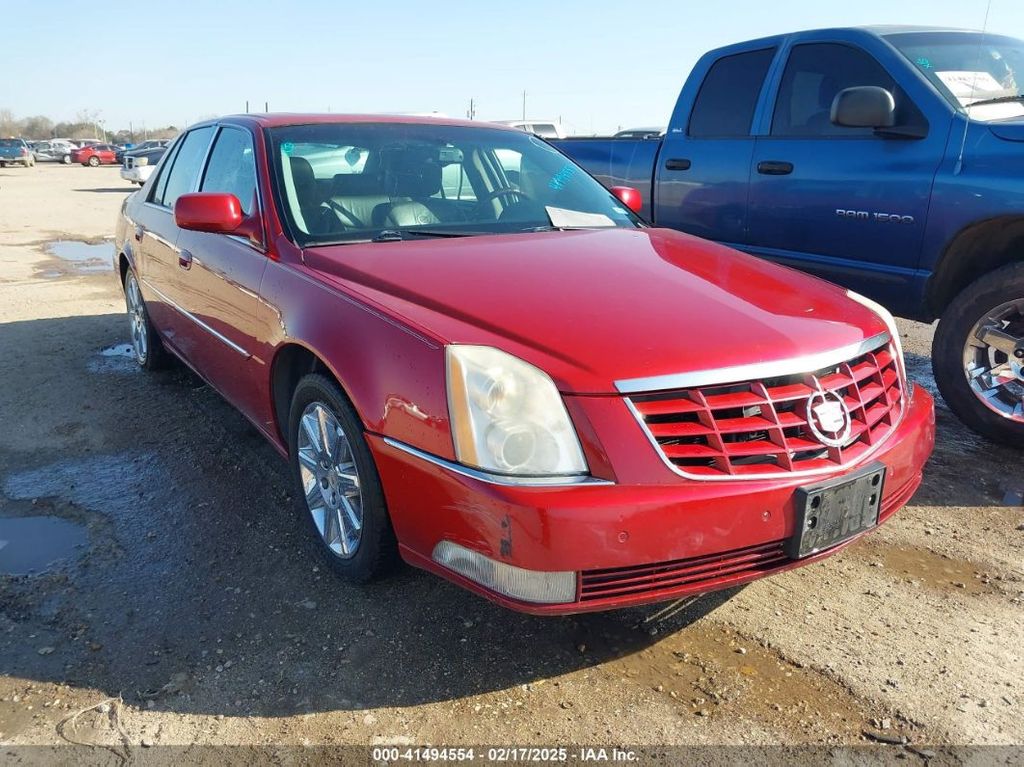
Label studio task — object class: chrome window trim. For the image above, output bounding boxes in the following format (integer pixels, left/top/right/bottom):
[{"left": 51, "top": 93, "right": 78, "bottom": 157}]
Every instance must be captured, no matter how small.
[
  {"left": 383, "top": 438, "right": 614, "bottom": 487},
  {"left": 141, "top": 278, "right": 251, "bottom": 359},
  {"left": 623, "top": 334, "right": 908, "bottom": 482},
  {"left": 614, "top": 331, "right": 891, "bottom": 394}
]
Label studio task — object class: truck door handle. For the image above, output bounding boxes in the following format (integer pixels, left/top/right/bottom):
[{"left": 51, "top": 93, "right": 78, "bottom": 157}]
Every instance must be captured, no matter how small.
[
  {"left": 664, "top": 158, "right": 691, "bottom": 171},
  {"left": 178, "top": 250, "right": 193, "bottom": 270},
  {"left": 757, "top": 161, "right": 794, "bottom": 175}
]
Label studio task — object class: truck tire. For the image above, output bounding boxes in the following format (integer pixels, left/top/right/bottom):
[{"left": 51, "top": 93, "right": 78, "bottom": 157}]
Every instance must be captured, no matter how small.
[{"left": 932, "top": 262, "right": 1024, "bottom": 447}]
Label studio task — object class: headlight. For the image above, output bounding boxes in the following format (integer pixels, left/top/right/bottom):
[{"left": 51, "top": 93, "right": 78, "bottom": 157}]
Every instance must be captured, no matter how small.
[
  {"left": 446, "top": 345, "right": 588, "bottom": 476},
  {"left": 845, "top": 290, "right": 909, "bottom": 392}
]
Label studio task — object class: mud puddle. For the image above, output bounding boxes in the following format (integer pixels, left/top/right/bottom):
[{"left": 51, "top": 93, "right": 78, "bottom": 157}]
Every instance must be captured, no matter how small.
[
  {"left": 572, "top": 604, "right": 892, "bottom": 742},
  {"left": 88, "top": 344, "right": 137, "bottom": 375},
  {"left": 853, "top": 540, "right": 998, "bottom": 595},
  {"left": 42, "top": 239, "right": 113, "bottom": 275},
  {"left": 0, "top": 516, "right": 87, "bottom": 575}
]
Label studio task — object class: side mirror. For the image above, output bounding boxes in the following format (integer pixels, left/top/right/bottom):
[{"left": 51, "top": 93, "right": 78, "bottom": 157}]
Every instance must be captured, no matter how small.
[
  {"left": 174, "top": 192, "right": 243, "bottom": 233},
  {"left": 611, "top": 186, "right": 643, "bottom": 214},
  {"left": 831, "top": 86, "right": 895, "bottom": 129}
]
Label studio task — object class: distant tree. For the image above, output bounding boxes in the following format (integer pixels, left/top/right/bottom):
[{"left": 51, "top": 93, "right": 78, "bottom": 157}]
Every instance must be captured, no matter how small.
[
  {"left": 0, "top": 108, "right": 21, "bottom": 137},
  {"left": 21, "top": 115, "right": 54, "bottom": 139}
]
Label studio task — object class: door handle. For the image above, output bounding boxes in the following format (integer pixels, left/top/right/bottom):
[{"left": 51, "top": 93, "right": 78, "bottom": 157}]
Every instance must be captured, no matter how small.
[
  {"left": 178, "top": 249, "right": 193, "bottom": 270},
  {"left": 664, "top": 158, "right": 692, "bottom": 171},
  {"left": 134, "top": 225, "right": 144, "bottom": 242},
  {"left": 757, "top": 161, "right": 794, "bottom": 175}
]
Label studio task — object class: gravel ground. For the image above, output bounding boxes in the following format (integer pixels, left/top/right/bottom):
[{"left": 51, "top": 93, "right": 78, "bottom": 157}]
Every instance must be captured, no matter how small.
[{"left": 0, "top": 164, "right": 1021, "bottom": 761}]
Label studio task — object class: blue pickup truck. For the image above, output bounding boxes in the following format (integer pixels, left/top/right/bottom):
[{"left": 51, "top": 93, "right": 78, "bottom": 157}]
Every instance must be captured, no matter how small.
[{"left": 555, "top": 26, "right": 1024, "bottom": 446}]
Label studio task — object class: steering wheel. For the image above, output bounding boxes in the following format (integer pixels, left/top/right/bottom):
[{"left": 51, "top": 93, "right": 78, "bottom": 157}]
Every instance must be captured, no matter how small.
[{"left": 475, "top": 187, "right": 534, "bottom": 209}]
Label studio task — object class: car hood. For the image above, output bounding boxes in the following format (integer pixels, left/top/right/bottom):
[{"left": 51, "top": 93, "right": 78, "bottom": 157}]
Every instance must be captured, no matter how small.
[{"left": 303, "top": 228, "right": 887, "bottom": 394}]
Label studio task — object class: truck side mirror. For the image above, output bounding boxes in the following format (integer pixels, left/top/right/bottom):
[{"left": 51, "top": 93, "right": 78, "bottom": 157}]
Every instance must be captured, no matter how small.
[{"left": 831, "top": 86, "right": 896, "bottom": 129}]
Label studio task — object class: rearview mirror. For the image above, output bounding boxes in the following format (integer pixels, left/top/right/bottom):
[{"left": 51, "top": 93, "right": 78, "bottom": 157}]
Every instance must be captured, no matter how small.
[
  {"left": 611, "top": 186, "right": 643, "bottom": 214},
  {"left": 831, "top": 86, "right": 896, "bottom": 129},
  {"left": 174, "top": 192, "right": 243, "bottom": 233}
]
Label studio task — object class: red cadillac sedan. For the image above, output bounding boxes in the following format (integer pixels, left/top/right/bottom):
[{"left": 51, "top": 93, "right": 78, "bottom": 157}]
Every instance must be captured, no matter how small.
[{"left": 114, "top": 114, "right": 935, "bottom": 614}]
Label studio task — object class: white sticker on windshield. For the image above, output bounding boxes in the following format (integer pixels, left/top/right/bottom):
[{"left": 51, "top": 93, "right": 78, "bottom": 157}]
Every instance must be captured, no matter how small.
[
  {"left": 935, "top": 70, "right": 1024, "bottom": 120},
  {"left": 545, "top": 206, "right": 616, "bottom": 228}
]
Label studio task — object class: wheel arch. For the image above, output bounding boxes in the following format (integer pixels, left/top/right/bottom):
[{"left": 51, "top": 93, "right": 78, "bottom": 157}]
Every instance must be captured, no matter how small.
[
  {"left": 927, "top": 215, "right": 1024, "bottom": 317},
  {"left": 117, "top": 251, "right": 131, "bottom": 287},
  {"left": 269, "top": 342, "right": 359, "bottom": 451}
]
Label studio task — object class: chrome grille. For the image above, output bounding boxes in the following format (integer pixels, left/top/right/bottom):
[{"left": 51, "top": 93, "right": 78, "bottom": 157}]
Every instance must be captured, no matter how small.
[{"left": 629, "top": 339, "right": 905, "bottom": 479}]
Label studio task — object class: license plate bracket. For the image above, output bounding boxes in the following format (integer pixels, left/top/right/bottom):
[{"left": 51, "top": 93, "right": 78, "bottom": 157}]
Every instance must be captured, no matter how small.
[{"left": 787, "top": 462, "right": 886, "bottom": 559}]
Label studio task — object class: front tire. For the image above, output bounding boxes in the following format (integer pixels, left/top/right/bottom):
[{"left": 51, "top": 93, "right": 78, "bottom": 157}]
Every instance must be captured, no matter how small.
[
  {"left": 62, "top": 154, "right": 71, "bottom": 164},
  {"left": 287, "top": 374, "right": 398, "bottom": 583},
  {"left": 124, "top": 269, "right": 166, "bottom": 371},
  {"left": 87, "top": 155, "right": 100, "bottom": 167},
  {"left": 933, "top": 262, "right": 1024, "bottom": 446}
]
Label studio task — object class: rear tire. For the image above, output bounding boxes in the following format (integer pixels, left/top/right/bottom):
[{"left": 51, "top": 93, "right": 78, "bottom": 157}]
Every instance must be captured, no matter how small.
[
  {"left": 124, "top": 269, "right": 166, "bottom": 371},
  {"left": 932, "top": 262, "right": 1024, "bottom": 447},
  {"left": 287, "top": 374, "right": 399, "bottom": 583},
  {"left": 62, "top": 154, "right": 71, "bottom": 164}
]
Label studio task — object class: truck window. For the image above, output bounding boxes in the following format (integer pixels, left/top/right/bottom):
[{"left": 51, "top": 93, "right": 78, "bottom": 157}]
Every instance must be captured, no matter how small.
[
  {"left": 771, "top": 43, "right": 894, "bottom": 137},
  {"left": 688, "top": 48, "right": 775, "bottom": 137}
]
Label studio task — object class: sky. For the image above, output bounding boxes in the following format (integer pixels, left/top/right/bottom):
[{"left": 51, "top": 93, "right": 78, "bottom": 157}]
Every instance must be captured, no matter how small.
[{"left": 1, "top": 0, "right": 1022, "bottom": 135}]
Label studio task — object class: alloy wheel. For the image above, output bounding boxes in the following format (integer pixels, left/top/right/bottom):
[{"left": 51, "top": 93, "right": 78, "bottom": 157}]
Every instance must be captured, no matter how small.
[
  {"left": 962, "top": 298, "right": 1024, "bottom": 422},
  {"left": 296, "top": 401, "right": 364, "bottom": 558},
  {"left": 125, "top": 274, "right": 148, "bottom": 364}
]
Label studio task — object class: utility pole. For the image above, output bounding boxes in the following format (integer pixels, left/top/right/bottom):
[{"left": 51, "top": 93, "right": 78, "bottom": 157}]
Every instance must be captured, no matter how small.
[
  {"left": 466, "top": 98, "right": 476, "bottom": 120},
  {"left": 265, "top": 101, "right": 269, "bottom": 113},
  {"left": 522, "top": 91, "right": 526, "bottom": 121},
  {"left": 245, "top": 100, "right": 249, "bottom": 113}
]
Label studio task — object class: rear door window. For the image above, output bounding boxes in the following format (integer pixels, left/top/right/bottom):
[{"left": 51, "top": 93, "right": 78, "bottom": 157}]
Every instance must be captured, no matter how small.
[
  {"left": 689, "top": 48, "right": 776, "bottom": 137},
  {"left": 153, "top": 126, "right": 215, "bottom": 208}
]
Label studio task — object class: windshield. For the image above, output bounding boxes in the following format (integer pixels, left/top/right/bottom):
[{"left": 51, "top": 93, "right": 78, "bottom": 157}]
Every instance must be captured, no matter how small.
[
  {"left": 0, "top": 139, "right": 22, "bottom": 147},
  {"left": 267, "top": 122, "right": 642, "bottom": 245},
  {"left": 887, "top": 32, "right": 1024, "bottom": 121}
]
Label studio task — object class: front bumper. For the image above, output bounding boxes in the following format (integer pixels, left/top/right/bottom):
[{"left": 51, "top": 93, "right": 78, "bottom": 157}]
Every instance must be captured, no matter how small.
[
  {"left": 370, "top": 385, "right": 934, "bottom": 614},
  {"left": 120, "top": 165, "right": 152, "bottom": 183}
]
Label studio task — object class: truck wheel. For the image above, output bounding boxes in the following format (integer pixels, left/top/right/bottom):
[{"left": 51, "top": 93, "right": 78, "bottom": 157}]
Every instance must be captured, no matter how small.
[
  {"left": 933, "top": 262, "right": 1024, "bottom": 446},
  {"left": 287, "top": 374, "right": 399, "bottom": 583}
]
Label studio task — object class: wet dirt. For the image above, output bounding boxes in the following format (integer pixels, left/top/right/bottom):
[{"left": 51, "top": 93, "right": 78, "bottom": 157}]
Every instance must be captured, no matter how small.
[
  {"left": 0, "top": 516, "right": 87, "bottom": 576},
  {"left": 87, "top": 344, "right": 138, "bottom": 375},
  {"left": 851, "top": 539, "right": 999, "bottom": 596}
]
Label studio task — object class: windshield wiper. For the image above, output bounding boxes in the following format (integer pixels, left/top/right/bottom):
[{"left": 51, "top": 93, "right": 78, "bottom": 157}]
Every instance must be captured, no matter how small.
[
  {"left": 968, "top": 94, "right": 1024, "bottom": 108},
  {"left": 371, "top": 229, "right": 481, "bottom": 242}
]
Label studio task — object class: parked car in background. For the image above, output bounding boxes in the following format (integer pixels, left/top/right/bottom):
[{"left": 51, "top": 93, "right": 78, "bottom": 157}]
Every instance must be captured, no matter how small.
[
  {"left": 120, "top": 146, "right": 167, "bottom": 185},
  {"left": 113, "top": 114, "right": 933, "bottom": 614},
  {"left": 47, "top": 139, "right": 79, "bottom": 163},
  {"left": 116, "top": 139, "right": 171, "bottom": 163},
  {"left": 0, "top": 138, "right": 34, "bottom": 167},
  {"left": 30, "top": 141, "right": 67, "bottom": 162},
  {"left": 496, "top": 119, "right": 568, "bottom": 139},
  {"left": 72, "top": 143, "right": 119, "bottom": 166},
  {"left": 613, "top": 127, "right": 666, "bottom": 139},
  {"left": 555, "top": 26, "right": 1024, "bottom": 446}
]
